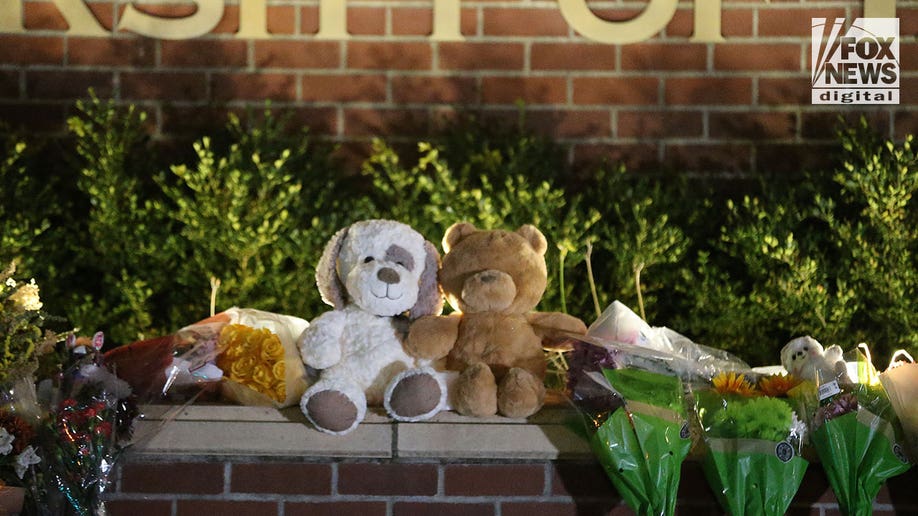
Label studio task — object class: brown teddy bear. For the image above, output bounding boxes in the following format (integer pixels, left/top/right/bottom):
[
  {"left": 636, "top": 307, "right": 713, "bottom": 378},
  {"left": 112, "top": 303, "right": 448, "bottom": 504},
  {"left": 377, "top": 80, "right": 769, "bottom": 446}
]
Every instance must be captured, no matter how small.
[{"left": 399, "top": 222, "right": 587, "bottom": 418}]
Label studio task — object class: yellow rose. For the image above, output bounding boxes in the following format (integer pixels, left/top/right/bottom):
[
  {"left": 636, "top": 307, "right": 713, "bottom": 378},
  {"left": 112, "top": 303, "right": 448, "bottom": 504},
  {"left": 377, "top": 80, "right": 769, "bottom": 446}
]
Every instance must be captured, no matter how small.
[
  {"left": 229, "top": 355, "right": 257, "bottom": 380},
  {"left": 261, "top": 336, "right": 285, "bottom": 362},
  {"left": 252, "top": 364, "right": 274, "bottom": 388},
  {"left": 272, "top": 383, "right": 286, "bottom": 402},
  {"left": 272, "top": 361, "right": 285, "bottom": 381}
]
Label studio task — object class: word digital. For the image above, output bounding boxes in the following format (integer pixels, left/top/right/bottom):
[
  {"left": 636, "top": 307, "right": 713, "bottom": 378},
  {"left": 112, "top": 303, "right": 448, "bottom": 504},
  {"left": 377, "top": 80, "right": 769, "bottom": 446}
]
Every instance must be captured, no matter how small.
[{"left": 811, "top": 18, "right": 900, "bottom": 105}]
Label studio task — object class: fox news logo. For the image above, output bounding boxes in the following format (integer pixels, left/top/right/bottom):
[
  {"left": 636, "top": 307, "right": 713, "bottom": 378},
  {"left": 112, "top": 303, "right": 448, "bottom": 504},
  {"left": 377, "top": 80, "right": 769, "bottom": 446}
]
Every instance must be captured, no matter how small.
[{"left": 812, "top": 18, "right": 899, "bottom": 105}]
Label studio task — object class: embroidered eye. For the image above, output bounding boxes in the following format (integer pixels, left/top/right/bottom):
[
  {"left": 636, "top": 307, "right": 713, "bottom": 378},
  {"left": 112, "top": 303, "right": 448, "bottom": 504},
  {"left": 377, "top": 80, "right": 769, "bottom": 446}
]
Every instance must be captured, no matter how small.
[{"left": 364, "top": 256, "right": 375, "bottom": 263}]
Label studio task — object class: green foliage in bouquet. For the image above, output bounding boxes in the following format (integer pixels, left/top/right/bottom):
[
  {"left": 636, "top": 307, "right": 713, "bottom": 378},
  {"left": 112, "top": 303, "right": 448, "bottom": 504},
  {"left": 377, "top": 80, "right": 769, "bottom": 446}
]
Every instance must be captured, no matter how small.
[
  {"left": 709, "top": 395, "right": 793, "bottom": 443},
  {"left": 0, "top": 263, "right": 48, "bottom": 384}
]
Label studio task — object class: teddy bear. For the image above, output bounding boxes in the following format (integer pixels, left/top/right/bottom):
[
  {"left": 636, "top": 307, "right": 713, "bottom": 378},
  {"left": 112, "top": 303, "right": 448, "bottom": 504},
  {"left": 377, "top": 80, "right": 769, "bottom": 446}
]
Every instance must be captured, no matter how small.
[
  {"left": 389, "top": 222, "right": 587, "bottom": 419},
  {"left": 297, "top": 219, "right": 449, "bottom": 435},
  {"left": 780, "top": 335, "right": 850, "bottom": 384}
]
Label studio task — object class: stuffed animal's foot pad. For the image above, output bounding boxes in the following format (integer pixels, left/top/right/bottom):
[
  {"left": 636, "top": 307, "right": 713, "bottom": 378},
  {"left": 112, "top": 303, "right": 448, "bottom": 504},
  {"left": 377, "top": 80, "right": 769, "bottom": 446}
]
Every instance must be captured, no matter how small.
[
  {"left": 304, "top": 390, "right": 358, "bottom": 434},
  {"left": 455, "top": 363, "right": 498, "bottom": 417},
  {"left": 387, "top": 372, "right": 442, "bottom": 419},
  {"left": 497, "top": 367, "right": 545, "bottom": 418}
]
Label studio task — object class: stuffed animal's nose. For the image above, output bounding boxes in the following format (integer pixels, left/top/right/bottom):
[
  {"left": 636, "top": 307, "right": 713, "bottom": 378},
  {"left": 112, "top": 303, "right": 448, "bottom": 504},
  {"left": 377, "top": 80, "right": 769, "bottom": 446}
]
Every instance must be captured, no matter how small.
[{"left": 377, "top": 267, "right": 400, "bottom": 284}]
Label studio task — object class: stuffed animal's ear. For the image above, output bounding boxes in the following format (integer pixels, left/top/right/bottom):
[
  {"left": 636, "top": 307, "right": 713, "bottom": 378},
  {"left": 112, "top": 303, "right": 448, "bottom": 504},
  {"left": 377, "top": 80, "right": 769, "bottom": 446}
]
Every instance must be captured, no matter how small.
[
  {"left": 409, "top": 240, "right": 443, "bottom": 319},
  {"left": 443, "top": 222, "right": 477, "bottom": 253},
  {"left": 516, "top": 224, "right": 547, "bottom": 256},
  {"left": 316, "top": 225, "right": 350, "bottom": 310}
]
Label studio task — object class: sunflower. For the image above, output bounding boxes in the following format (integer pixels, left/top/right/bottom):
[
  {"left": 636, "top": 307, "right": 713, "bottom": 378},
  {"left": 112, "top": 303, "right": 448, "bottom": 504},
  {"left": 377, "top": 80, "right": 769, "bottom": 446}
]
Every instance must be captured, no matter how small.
[
  {"left": 757, "top": 374, "right": 802, "bottom": 398},
  {"left": 712, "top": 371, "right": 759, "bottom": 397}
]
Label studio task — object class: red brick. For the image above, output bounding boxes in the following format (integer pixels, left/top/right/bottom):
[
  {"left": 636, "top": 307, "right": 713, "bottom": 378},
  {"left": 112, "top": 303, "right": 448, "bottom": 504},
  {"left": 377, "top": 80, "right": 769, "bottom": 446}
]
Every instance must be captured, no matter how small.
[
  {"left": 176, "top": 500, "right": 275, "bottom": 516},
  {"left": 301, "top": 6, "right": 319, "bottom": 34},
  {"left": 106, "top": 500, "right": 172, "bottom": 516},
  {"left": 759, "top": 76, "right": 811, "bottom": 105},
  {"left": 0, "top": 71, "right": 19, "bottom": 99},
  {"left": 483, "top": 8, "right": 569, "bottom": 37},
  {"left": 525, "top": 110, "right": 612, "bottom": 139},
  {"left": 801, "top": 111, "right": 889, "bottom": 140},
  {"left": 24, "top": 2, "right": 68, "bottom": 30},
  {"left": 665, "top": 143, "right": 752, "bottom": 173},
  {"left": 26, "top": 70, "right": 114, "bottom": 99},
  {"left": 667, "top": 8, "right": 754, "bottom": 38},
  {"left": 665, "top": 77, "right": 752, "bottom": 105},
  {"left": 231, "top": 462, "right": 331, "bottom": 495},
  {"left": 551, "top": 462, "right": 618, "bottom": 498},
  {"left": 901, "top": 43, "right": 918, "bottom": 71},
  {"left": 212, "top": 5, "right": 240, "bottom": 34},
  {"left": 756, "top": 143, "right": 836, "bottom": 176},
  {"left": 266, "top": 6, "right": 296, "bottom": 35},
  {"left": 348, "top": 7, "right": 386, "bottom": 35},
  {"left": 481, "top": 76, "right": 567, "bottom": 105},
  {"left": 120, "top": 462, "right": 224, "bottom": 494},
  {"left": 391, "top": 8, "right": 477, "bottom": 37},
  {"left": 759, "top": 9, "right": 847, "bottom": 37},
  {"left": 255, "top": 41, "right": 340, "bottom": 69},
  {"left": 127, "top": 3, "right": 196, "bottom": 19},
  {"left": 439, "top": 42, "right": 524, "bottom": 70},
  {"left": 0, "top": 36, "right": 63, "bottom": 65},
  {"left": 531, "top": 43, "right": 617, "bottom": 71},
  {"left": 211, "top": 73, "right": 298, "bottom": 101},
  {"left": 621, "top": 43, "right": 707, "bottom": 71},
  {"left": 87, "top": 3, "right": 115, "bottom": 30},
  {"left": 348, "top": 42, "right": 432, "bottom": 70},
  {"left": 444, "top": 464, "right": 544, "bottom": 496},
  {"left": 710, "top": 111, "right": 796, "bottom": 139},
  {"left": 573, "top": 77, "right": 659, "bottom": 105},
  {"left": 618, "top": 110, "right": 704, "bottom": 138},
  {"left": 393, "top": 502, "right": 495, "bottom": 516},
  {"left": 286, "top": 502, "right": 387, "bottom": 516},
  {"left": 161, "top": 105, "right": 241, "bottom": 136},
  {"left": 256, "top": 106, "right": 338, "bottom": 135},
  {"left": 161, "top": 40, "right": 248, "bottom": 68},
  {"left": 902, "top": 77, "right": 918, "bottom": 106},
  {"left": 302, "top": 74, "right": 387, "bottom": 102},
  {"left": 337, "top": 462, "right": 438, "bottom": 496},
  {"left": 121, "top": 72, "right": 207, "bottom": 101},
  {"left": 573, "top": 142, "right": 659, "bottom": 172},
  {"left": 392, "top": 76, "right": 477, "bottom": 104},
  {"left": 501, "top": 502, "right": 582, "bottom": 516},
  {"left": 715, "top": 44, "right": 802, "bottom": 71},
  {"left": 68, "top": 38, "right": 156, "bottom": 67},
  {"left": 894, "top": 110, "right": 918, "bottom": 140}
]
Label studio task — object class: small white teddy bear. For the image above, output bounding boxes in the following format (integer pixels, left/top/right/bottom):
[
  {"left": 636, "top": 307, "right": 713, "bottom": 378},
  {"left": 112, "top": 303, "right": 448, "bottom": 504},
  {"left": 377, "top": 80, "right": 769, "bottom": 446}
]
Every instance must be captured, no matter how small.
[
  {"left": 298, "top": 220, "right": 448, "bottom": 435},
  {"left": 780, "top": 336, "right": 848, "bottom": 384}
]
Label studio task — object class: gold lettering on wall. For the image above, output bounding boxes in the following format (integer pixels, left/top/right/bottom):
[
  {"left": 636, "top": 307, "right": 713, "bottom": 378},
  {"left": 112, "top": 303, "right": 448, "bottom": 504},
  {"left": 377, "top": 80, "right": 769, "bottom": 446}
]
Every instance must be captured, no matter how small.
[
  {"left": 237, "top": 0, "right": 269, "bottom": 39},
  {"left": 691, "top": 0, "right": 724, "bottom": 42},
  {"left": 432, "top": 0, "right": 464, "bottom": 41},
  {"left": 558, "top": 0, "right": 678, "bottom": 44},
  {"left": 0, "top": 0, "right": 24, "bottom": 33},
  {"left": 119, "top": 0, "right": 224, "bottom": 40},
  {"left": 316, "top": 0, "right": 347, "bottom": 39}
]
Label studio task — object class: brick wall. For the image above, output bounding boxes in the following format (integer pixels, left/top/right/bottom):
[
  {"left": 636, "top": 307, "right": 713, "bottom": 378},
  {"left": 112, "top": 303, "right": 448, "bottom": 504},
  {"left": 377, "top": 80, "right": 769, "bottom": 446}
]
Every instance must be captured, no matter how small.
[
  {"left": 104, "top": 457, "right": 918, "bottom": 515},
  {"left": 0, "top": 0, "right": 916, "bottom": 174}
]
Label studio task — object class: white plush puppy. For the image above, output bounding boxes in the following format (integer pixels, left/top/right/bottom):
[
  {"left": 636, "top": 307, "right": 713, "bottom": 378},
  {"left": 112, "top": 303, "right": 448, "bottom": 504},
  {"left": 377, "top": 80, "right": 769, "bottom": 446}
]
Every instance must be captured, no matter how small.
[
  {"left": 298, "top": 220, "right": 446, "bottom": 435},
  {"left": 780, "top": 336, "right": 847, "bottom": 384}
]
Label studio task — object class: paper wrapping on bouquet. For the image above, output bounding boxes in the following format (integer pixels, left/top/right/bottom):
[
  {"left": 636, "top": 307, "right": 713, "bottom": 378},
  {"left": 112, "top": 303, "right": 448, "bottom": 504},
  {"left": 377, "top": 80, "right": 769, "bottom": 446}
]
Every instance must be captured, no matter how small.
[
  {"left": 879, "top": 351, "right": 918, "bottom": 463},
  {"left": 590, "top": 368, "right": 692, "bottom": 516},
  {"left": 693, "top": 385, "right": 808, "bottom": 516},
  {"left": 164, "top": 307, "right": 310, "bottom": 408},
  {"left": 804, "top": 346, "right": 912, "bottom": 516}
]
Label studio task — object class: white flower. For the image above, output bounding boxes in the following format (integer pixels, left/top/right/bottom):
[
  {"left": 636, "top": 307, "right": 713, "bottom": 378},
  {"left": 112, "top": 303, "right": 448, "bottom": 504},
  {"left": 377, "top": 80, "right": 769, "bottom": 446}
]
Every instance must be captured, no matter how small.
[
  {"left": 4, "top": 278, "right": 16, "bottom": 289},
  {"left": 9, "top": 280, "right": 42, "bottom": 311},
  {"left": 14, "top": 445, "right": 41, "bottom": 479},
  {"left": 0, "top": 427, "right": 13, "bottom": 455}
]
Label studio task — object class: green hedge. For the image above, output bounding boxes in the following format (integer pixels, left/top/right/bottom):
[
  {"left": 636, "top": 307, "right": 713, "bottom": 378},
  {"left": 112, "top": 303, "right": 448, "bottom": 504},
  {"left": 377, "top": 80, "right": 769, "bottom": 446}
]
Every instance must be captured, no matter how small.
[{"left": 1, "top": 96, "right": 915, "bottom": 367}]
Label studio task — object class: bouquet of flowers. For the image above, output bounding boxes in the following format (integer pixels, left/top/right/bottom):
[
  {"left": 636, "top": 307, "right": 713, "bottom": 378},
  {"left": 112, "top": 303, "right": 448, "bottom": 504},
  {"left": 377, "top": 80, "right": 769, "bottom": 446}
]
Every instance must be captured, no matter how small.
[
  {"left": 567, "top": 302, "right": 745, "bottom": 516},
  {"left": 693, "top": 371, "right": 808, "bottom": 516},
  {"left": 161, "top": 307, "right": 310, "bottom": 408},
  {"left": 799, "top": 345, "right": 912, "bottom": 516},
  {"left": 34, "top": 333, "right": 137, "bottom": 516},
  {"left": 879, "top": 351, "right": 918, "bottom": 463}
]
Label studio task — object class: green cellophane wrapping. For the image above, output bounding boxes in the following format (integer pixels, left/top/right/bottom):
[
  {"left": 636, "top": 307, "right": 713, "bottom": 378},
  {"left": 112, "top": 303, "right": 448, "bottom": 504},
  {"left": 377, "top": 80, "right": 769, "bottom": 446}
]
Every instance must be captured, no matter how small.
[
  {"left": 590, "top": 368, "right": 691, "bottom": 516},
  {"left": 702, "top": 439, "right": 807, "bottom": 516},
  {"left": 812, "top": 408, "right": 912, "bottom": 516},
  {"left": 694, "top": 391, "right": 808, "bottom": 516}
]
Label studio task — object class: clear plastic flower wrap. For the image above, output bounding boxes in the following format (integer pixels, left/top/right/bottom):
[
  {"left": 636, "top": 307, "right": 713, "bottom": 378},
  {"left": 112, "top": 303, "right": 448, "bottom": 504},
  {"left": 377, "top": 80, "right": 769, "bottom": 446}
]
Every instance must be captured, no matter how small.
[
  {"left": 879, "top": 350, "right": 918, "bottom": 463},
  {"left": 794, "top": 345, "right": 912, "bottom": 516},
  {"left": 160, "top": 307, "right": 311, "bottom": 408},
  {"left": 566, "top": 301, "right": 748, "bottom": 516},
  {"left": 692, "top": 370, "right": 808, "bottom": 516}
]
